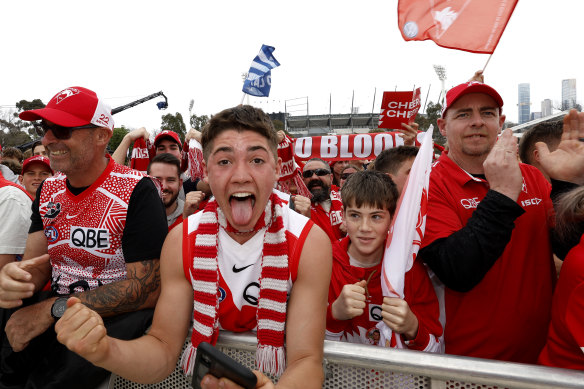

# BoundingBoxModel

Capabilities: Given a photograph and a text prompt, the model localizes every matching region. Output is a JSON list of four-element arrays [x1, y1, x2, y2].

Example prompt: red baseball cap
[[19, 87, 114, 132], [154, 130, 182, 150], [22, 155, 53, 175], [442, 81, 504, 118]]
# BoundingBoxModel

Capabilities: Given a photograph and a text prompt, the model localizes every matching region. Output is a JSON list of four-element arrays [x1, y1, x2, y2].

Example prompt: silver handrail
[[217, 332, 584, 389]]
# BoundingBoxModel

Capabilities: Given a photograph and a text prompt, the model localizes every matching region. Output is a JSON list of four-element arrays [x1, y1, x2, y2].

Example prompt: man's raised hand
[[537, 109, 584, 185], [484, 129, 522, 202]]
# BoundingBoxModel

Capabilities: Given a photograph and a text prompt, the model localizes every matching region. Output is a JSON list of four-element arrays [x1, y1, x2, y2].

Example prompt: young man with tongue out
[[55, 105, 332, 389]]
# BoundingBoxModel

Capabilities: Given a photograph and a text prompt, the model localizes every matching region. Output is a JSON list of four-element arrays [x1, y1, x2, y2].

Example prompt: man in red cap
[[418, 81, 584, 363], [18, 155, 53, 200], [0, 86, 167, 388]]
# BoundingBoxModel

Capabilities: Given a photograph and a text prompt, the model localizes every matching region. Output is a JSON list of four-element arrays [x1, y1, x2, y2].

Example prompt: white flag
[[376, 126, 436, 350]]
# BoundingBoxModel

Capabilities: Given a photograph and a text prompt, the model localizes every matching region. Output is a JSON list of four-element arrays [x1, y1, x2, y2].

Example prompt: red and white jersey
[[182, 202, 313, 332], [310, 187, 345, 243], [422, 153, 555, 363], [539, 236, 584, 369], [39, 158, 145, 295], [326, 237, 442, 351]]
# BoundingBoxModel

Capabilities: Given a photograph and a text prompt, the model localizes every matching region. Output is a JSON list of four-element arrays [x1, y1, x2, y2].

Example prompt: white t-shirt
[[0, 186, 32, 255]]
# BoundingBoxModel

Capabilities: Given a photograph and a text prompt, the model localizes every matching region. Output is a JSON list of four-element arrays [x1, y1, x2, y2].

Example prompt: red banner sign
[[292, 132, 422, 163], [378, 88, 421, 129]]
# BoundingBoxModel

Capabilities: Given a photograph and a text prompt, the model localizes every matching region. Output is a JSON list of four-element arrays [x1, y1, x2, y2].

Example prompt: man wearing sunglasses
[[295, 158, 345, 242], [0, 86, 167, 388]]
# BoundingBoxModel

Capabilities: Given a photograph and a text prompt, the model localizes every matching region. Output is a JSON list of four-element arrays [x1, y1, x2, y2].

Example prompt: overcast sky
[[2, 0, 582, 132]]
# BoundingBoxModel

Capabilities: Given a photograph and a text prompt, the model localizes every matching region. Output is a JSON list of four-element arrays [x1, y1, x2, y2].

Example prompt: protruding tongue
[[230, 197, 254, 226]]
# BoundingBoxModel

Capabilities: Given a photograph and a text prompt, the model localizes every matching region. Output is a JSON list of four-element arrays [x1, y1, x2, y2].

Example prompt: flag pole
[[482, 53, 493, 73], [240, 93, 247, 105]]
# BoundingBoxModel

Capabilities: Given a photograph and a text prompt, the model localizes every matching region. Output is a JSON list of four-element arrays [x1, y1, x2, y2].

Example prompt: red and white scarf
[[181, 193, 289, 376], [187, 138, 205, 180]]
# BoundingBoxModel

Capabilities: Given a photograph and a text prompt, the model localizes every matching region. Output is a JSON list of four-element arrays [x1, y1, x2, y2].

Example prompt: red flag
[[398, 0, 518, 54]]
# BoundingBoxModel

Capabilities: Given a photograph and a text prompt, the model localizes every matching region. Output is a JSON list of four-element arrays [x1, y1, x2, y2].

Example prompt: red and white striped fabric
[[377, 126, 436, 350], [187, 138, 205, 181]]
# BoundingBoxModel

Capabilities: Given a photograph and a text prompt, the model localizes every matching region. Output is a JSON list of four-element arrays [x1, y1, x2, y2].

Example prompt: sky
[[2, 0, 583, 133]]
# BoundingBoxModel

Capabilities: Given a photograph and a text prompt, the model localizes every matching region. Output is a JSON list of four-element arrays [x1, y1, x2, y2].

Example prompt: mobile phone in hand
[[192, 342, 257, 389]]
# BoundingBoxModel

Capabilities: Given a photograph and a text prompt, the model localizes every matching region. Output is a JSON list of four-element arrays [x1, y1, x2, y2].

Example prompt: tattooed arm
[[4, 259, 161, 352], [79, 259, 160, 317]]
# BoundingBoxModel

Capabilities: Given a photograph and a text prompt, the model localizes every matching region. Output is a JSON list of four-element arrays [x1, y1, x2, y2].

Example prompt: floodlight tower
[[433, 65, 447, 106]]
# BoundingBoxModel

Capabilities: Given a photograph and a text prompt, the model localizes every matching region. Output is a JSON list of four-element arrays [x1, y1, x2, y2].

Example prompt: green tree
[[415, 101, 445, 146], [272, 119, 284, 132], [15, 99, 46, 112], [190, 114, 209, 131], [0, 109, 32, 147], [161, 112, 187, 140], [108, 126, 129, 153], [14, 99, 46, 137]]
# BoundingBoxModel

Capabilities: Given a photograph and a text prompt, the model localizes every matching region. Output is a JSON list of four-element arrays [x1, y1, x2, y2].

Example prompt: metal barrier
[[108, 332, 584, 388]]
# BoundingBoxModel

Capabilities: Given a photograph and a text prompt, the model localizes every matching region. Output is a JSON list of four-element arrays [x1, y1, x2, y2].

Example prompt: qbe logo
[[44, 226, 59, 243], [70, 226, 110, 249], [460, 197, 480, 209]]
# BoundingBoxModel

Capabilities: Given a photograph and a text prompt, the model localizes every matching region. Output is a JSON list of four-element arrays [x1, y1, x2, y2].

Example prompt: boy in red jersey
[[326, 170, 442, 352]]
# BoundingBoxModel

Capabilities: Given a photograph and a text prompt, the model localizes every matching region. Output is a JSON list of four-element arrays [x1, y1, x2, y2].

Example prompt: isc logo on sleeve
[[70, 226, 110, 249]]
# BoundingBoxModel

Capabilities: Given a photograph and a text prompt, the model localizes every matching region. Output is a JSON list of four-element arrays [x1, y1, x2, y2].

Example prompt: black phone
[[192, 342, 257, 389]]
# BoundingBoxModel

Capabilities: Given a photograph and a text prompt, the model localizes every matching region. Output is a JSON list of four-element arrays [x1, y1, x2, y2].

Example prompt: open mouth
[[230, 192, 255, 203]]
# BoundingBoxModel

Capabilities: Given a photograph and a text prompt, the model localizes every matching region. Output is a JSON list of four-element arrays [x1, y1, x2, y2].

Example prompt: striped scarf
[[181, 192, 289, 376]]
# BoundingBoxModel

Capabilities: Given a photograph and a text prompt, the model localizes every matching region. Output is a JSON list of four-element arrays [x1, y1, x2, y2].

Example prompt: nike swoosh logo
[[66, 214, 79, 219], [232, 264, 253, 273]]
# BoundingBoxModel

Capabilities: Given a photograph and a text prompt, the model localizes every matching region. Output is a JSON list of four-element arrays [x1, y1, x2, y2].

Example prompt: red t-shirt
[[326, 237, 442, 351], [539, 235, 584, 369], [422, 153, 555, 363]]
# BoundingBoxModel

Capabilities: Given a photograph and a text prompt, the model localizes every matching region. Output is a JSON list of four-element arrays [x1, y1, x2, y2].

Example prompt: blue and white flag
[[242, 44, 280, 97]]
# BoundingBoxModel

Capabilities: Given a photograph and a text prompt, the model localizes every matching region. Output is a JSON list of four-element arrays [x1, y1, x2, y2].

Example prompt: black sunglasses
[[302, 168, 330, 179], [33, 121, 99, 140], [340, 172, 354, 180]]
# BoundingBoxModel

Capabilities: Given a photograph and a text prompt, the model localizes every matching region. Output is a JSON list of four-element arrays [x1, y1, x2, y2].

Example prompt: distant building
[[518, 83, 531, 124], [562, 79, 577, 110], [541, 99, 553, 117], [268, 112, 286, 123], [530, 112, 542, 120]]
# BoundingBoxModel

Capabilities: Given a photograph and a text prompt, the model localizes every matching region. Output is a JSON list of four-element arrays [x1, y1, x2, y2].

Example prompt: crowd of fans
[[1, 77, 584, 388]]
